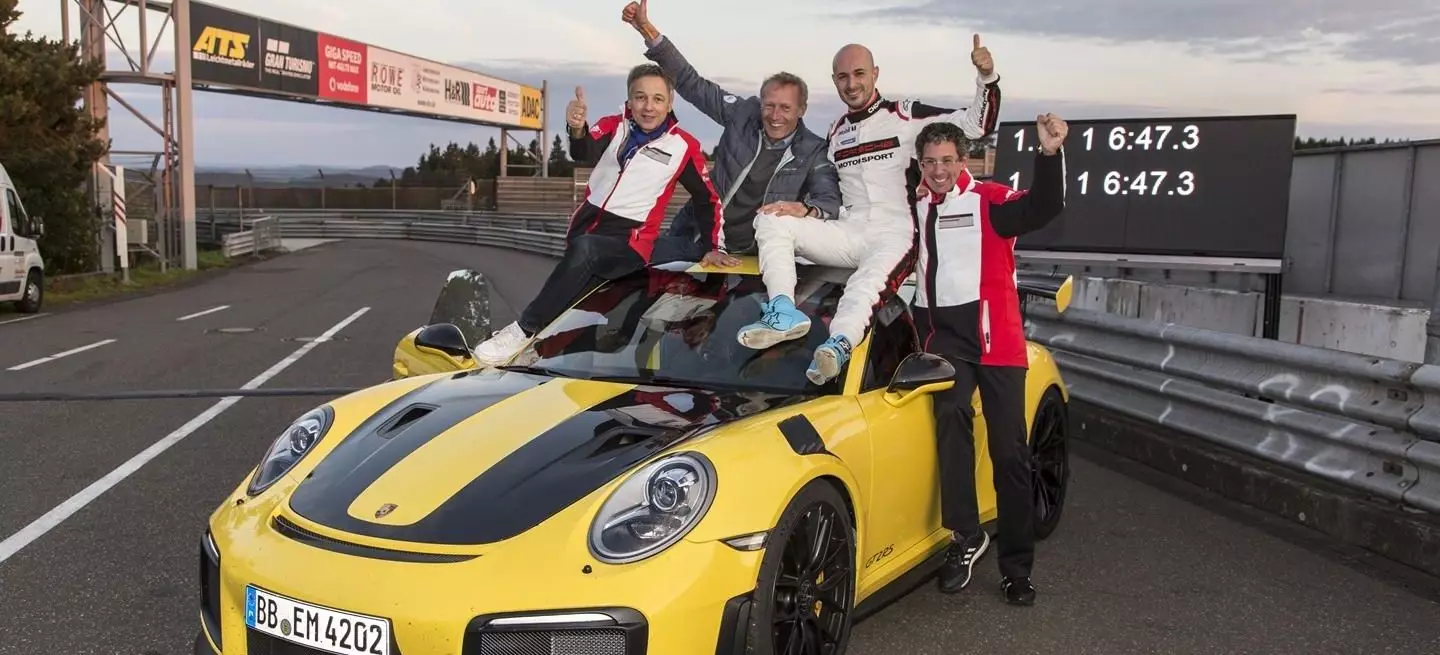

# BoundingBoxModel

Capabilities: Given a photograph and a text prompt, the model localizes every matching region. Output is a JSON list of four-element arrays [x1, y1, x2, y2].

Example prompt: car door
[[851, 295, 944, 588], [0, 188, 16, 300]]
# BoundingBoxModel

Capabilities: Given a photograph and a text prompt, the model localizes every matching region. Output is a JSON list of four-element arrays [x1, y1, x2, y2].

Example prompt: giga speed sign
[[991, 114, 1297, 260]]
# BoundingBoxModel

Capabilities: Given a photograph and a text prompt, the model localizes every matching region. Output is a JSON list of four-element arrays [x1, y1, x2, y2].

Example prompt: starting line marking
[[0, 306, 371, 567]]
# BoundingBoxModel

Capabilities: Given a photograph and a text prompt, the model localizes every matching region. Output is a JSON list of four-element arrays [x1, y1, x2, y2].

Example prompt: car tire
[[16, 269, 41, 314], [746, 478, 855, 655], [1031, 386, 1070, 540]]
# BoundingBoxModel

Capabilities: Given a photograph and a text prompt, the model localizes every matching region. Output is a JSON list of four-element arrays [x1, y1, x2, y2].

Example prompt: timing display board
[[187, 1, 544, 130], [990, 114, 1297, 260]]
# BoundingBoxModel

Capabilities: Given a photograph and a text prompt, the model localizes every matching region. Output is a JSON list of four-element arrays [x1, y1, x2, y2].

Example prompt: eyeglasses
[[919, 157, 962, 168]]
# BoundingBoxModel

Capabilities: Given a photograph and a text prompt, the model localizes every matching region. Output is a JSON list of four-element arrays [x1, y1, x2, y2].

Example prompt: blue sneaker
[[737, 295, 812, 349], [807, 335, 852, 385]]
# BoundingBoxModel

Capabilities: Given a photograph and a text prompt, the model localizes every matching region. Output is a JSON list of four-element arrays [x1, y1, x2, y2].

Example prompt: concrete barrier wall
[[1064, 276, 1430, 363]]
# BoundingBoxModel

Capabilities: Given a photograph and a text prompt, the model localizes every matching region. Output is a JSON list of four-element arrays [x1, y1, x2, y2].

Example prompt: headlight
[[247, 406, 333, 495], [588, 452, 716, 564]]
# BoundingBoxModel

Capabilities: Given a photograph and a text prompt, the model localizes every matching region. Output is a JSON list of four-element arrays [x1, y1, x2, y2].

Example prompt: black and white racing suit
[[754, 71, 1002, 347]]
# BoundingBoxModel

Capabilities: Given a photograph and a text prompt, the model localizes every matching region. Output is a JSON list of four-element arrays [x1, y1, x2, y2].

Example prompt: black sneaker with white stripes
[[1002, 576, 1036, 606], [937, 530, 990, 594]]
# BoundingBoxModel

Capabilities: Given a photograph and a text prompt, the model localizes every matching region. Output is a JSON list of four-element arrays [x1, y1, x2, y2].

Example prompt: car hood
[[285, 368, 807, 546]]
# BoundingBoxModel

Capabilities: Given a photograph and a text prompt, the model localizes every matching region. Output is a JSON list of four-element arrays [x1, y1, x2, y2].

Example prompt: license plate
[[245, 585, 390, 655]]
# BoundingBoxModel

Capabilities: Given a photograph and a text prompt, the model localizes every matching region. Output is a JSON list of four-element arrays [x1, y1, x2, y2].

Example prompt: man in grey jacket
[[622, 0, 840, 264]]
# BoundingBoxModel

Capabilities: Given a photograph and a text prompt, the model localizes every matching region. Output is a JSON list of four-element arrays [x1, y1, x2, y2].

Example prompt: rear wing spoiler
[[1017, 272, 1074, 314]]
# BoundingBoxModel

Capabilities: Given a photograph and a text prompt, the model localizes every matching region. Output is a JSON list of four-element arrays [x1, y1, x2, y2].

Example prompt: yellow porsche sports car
[[196, 256, 1073, 655]]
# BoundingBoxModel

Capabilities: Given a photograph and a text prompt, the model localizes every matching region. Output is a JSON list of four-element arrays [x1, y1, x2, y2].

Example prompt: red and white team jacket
[[910, 149, 1067, 368], [569, 107, 723, 261]]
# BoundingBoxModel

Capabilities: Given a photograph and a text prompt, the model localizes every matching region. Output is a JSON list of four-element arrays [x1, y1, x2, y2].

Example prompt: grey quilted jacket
[[644, 35, 840, 251]]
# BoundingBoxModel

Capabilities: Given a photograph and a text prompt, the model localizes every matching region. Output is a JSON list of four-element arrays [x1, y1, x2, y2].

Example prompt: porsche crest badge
[[375, 503, 398, 519]]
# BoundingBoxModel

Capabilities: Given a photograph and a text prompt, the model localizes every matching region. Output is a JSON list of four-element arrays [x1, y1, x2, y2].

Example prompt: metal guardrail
[[1025, 303, 1440, 515], [221, 216, 284, 257], [200, 208, 1440, 516]]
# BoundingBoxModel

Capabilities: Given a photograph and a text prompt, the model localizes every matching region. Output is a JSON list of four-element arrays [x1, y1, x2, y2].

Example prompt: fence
[[197, 182, 500, 212]]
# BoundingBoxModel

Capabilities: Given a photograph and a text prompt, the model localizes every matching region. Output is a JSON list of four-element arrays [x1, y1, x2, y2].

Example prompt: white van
[[0, 162, 44, 313]]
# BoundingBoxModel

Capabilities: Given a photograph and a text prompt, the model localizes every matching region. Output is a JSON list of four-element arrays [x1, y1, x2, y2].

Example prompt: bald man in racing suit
[[738, 36, 1002, 385]]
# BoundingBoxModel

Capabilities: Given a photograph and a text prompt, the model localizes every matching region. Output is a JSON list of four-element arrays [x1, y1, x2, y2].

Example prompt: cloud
[[830, 0, 1440, 66]]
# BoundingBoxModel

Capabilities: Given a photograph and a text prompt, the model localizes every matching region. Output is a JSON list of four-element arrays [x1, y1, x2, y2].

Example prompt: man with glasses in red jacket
[[909, 114, 1069, 607]]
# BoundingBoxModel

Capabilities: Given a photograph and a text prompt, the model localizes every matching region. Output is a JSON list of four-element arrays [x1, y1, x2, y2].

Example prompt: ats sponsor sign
[[187, 1, 543, 130], [189, 1, 259, 88]]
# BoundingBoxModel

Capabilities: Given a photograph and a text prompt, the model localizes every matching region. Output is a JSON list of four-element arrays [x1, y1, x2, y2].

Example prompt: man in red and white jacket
[[474, 64, 738, 367], [909, 115, 1068, 606]]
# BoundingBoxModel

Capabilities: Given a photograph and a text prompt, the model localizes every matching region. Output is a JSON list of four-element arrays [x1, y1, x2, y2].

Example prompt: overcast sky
[[11, 0, 1440, 169]]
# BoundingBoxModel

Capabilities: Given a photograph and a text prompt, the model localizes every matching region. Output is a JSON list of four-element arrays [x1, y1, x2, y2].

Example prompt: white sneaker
[[474, 322, 529, 367]]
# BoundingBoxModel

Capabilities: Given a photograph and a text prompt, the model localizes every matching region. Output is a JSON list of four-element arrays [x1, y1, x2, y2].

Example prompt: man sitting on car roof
[[472, 64, 738, 368]]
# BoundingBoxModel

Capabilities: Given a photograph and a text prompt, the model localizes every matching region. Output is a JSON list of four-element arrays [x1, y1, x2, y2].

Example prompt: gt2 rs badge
[[375, 503, 398, 518]]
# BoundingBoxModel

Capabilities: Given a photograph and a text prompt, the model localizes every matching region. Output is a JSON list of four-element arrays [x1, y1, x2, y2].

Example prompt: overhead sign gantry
[[72, 0, 550, 272]]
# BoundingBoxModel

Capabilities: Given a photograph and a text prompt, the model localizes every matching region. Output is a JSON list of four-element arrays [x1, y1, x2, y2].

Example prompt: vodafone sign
[[318, 34, 366, 104], [186, 1, 543, 130]]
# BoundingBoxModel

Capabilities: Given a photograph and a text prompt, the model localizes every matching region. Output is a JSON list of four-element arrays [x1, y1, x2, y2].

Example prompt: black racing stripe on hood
[[287, 369, 551, 524], [300, 385, 814, 546]]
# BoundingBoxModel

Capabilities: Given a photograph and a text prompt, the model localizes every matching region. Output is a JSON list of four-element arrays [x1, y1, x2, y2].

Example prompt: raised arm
[[979, 114, 1070, 238], [565, 87, 618, 168], [902, 34, 1001, 140], [624, 0, 748, 126]]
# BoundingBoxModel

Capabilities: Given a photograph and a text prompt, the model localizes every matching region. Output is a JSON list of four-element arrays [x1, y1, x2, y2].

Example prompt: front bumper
[[197, 502, 764, 655]]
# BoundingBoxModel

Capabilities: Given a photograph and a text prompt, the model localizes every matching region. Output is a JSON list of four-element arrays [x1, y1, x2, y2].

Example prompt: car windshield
[[511, 264, 850, 395]]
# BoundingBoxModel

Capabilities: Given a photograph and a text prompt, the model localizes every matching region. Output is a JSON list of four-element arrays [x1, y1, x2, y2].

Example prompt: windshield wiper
[[588, 373, 750, 393], [494, 364, 586, 380]]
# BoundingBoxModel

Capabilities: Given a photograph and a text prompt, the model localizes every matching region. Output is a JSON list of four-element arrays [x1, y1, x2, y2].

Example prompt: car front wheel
[[747, 479, 856, 655]]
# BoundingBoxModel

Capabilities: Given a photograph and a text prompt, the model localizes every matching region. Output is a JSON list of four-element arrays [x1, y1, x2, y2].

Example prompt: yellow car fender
[[671, 399, 868, 554]]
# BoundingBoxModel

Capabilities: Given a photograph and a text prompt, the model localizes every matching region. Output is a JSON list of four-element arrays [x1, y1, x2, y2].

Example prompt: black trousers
[[518, 233, 645, 335], [932, 354, 1035, 579]]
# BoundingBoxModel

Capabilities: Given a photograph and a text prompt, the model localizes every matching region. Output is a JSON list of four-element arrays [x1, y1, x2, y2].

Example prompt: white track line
[[177, 305, 230, 321], [0, 313, 47, 326], [7, 339, 117, 371], [0, 306, 371, 567]]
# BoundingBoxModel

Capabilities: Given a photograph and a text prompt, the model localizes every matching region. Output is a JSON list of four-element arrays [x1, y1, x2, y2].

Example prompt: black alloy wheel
[[1031, 387, 1070, 540], [748, 480, 855, 655]]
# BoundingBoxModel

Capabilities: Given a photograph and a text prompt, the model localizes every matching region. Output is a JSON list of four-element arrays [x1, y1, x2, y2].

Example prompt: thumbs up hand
[[971, 34, 994, 77], [567, 87, 587, 131]]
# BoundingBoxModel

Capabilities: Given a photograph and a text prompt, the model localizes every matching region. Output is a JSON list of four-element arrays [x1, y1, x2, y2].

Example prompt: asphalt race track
[[0, 239, 1437, 655]]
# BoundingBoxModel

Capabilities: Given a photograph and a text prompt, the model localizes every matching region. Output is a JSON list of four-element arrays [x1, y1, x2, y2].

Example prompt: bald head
[[832, 43, 875, 73], [831, 43, 879, 111]]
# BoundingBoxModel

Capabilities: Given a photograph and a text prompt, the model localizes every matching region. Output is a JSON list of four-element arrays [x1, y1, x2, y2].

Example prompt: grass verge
[[3, 248, 243, 315]]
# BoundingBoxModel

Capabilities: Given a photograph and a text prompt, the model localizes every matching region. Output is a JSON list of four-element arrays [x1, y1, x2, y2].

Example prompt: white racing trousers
[[753, 205, 914, 346]]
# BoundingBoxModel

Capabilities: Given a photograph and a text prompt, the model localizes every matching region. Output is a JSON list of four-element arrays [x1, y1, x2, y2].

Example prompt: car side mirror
[[884, 352, 955, 407], [415, 322, 473, 359], [32, 216, 43, 237]]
